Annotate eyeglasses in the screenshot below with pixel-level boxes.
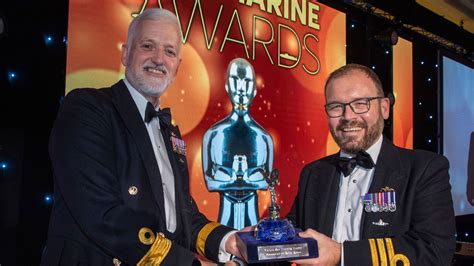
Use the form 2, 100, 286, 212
324, 96, 385, 118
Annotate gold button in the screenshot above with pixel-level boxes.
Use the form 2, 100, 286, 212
138, 227, 155, 245
128, 186, 138, 195
113, 258, 121, 266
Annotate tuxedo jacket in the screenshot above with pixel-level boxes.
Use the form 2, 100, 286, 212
287, 137, 455, 265
41, 80, 232, 265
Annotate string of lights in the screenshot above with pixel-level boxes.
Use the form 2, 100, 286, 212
345, 0, 473, 63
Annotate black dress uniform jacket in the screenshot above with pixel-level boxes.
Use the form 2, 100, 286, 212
287, 137, 455, 265
41, 80, 233, 265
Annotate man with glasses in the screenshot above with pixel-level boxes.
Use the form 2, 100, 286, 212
287, 64, 455, 265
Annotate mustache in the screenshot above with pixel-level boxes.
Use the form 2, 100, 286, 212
336, 119, 367, 131
144, 64, 168, 74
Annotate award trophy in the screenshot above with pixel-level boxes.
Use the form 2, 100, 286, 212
236, 169, 318, 263
202, 58, 273, 229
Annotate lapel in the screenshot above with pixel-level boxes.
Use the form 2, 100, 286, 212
311, 156, 341, 237
360, 137, 404, 237
159, 123, 187, 232
110, 81, 166, 221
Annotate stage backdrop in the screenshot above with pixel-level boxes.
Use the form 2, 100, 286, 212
393, 37, 413, 149
66, 0, 346, 221
442, 55, 474, 216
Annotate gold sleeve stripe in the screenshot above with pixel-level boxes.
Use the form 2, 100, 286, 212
392, 254, 410, 265
385, 238, 410, 266
138, 233, 172, 265
370, 238, 411, 266
376, 238, 388, 266
369, 239, 380, 266
385, 238, 395, 260
196, 222, 221, 257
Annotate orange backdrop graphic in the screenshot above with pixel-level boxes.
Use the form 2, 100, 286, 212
393, 37, 413, 149
66, 0, 346, 221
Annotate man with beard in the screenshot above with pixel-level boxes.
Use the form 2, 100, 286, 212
286, 64, 455, 265
41, 8, 242, 265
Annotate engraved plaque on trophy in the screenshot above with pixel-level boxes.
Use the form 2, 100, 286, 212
235, 169, 318, 263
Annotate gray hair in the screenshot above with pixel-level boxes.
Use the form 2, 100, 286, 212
324, 63, 384, 97
126, 8, 182, 49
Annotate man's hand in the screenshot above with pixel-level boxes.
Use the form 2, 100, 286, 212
196, 254, 217, 266
198, 258, 217, 266
225, 226, 254, 260
291, 229, 341, 266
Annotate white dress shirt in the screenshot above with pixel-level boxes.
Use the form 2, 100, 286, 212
125, 79, 176, 233
332, 135, 383, 265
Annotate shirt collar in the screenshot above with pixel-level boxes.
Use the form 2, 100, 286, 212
124, 78, 159, 123
340, 134, 383, 164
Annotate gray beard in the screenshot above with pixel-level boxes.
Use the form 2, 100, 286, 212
125, 71, 171, 99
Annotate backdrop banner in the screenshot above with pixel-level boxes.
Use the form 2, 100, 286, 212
66, 0, 346, 224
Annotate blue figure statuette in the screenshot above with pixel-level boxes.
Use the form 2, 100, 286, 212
202, 58, 274, 229
255, 169, 296, 242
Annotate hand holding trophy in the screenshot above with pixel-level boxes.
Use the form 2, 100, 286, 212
235, 169, 318, 263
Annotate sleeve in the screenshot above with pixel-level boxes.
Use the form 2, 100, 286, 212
343, 154, 456, 266
49, 90, 204, 265
137, 177, 233, 265
179, 179, 234, 264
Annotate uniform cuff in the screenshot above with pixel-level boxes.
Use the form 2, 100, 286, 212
218, 230, 237, 262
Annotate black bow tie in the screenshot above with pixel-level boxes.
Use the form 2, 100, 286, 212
336, 150, 375, 177
144, 102, 172, 127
